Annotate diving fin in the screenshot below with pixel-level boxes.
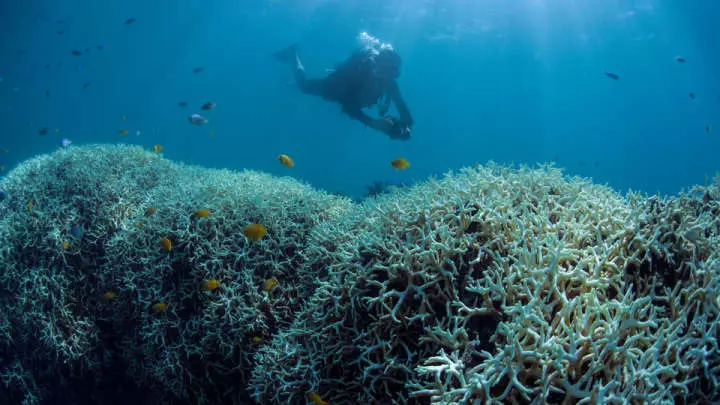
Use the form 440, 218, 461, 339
273, 43, 299, 64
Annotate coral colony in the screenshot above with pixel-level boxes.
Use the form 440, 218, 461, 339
0, 145, 718, 404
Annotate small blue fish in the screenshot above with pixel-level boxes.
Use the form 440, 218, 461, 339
60, 138, 72, 148
71, 49, 83, 56
97, 44, 106, 50
70, 225, 83, 238
0, 75, 3, 83
604, 71, 620, 80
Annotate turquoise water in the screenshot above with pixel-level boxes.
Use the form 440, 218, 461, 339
0, 0, 718, 199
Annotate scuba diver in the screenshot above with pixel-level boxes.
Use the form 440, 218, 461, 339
274, 38, 413, 140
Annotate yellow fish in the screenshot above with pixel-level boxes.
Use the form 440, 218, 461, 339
200, 279, 221, 291
61, 241, 70, 250
122, 115, 126, 121
277, 154, 294, 168
243, 223, 267, 241
145, 207, 157, 217
27, 200, 33, 213
160, 237, 172, 252
263, 278, 278, 292
193, 209, 210, 218
119, 129, 129, 135
152, 302, 168, 312
251, 336, 263, 343
102, 291, 117, 301
153, 144, 163, 153
0, 148, 8, 154
390, 158, 410, 170
307, 392, 328, 405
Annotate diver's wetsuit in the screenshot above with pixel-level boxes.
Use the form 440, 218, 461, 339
292, 49, 413, 139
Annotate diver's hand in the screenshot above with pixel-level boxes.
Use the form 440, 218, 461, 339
379, 116, 411, 141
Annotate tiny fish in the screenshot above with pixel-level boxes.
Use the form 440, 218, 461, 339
45, 90, 49, 98
121, 115, 126, 121
390, 157, 410, 170
200, 279, 221, 291
56, 30, 64, 36
193, 209, 211, 218
70, 225, 83, 238
307, 392, 328, 405
193, 67, 204, 74
97, 44, 106, 50
243, 223, 267, 242
1, 149, 8, 154
152, 302, 168, 313
277, 154, 294, 168
251, 336, 263, 343
604, 71, 620, 80
178, 101, 188, 107
61, 241, 70, 250
153, 144, 163, 153
159, 237, 172, 252
124, 18, 136, 25
119, 129, 129, 135
83, 82, 91, 89
102, 291, 117, 301
201, 101, 215, 111
689, 92, 696, 100
263, 278, 278, 292
71, 49, 83, 56
60, 138, 72, 148
38, 127, 50, 135
188, 114, 208, 125
707, 125, 711, 134
676, 56, 686, 63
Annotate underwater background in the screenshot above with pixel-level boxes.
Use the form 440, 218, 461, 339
0, 0, 718, 199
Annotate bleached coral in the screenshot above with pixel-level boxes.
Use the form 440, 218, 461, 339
1, 146, 718, 404
250, 163, 720, 404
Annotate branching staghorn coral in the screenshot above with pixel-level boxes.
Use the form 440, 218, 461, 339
0, 145, 352, 403
1, 146, 719, 404
250, 164, 720, 404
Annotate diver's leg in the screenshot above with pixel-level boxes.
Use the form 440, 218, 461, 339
294, 67, 325, 96
275, 44, 325, 96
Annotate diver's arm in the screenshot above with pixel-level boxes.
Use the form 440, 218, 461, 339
386, 80, 413, 127
343, 105, 394, 134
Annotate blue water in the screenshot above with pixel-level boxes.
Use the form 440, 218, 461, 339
0, 0, 718, 199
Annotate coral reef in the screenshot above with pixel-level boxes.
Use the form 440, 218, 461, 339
0, 145, 718, 404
